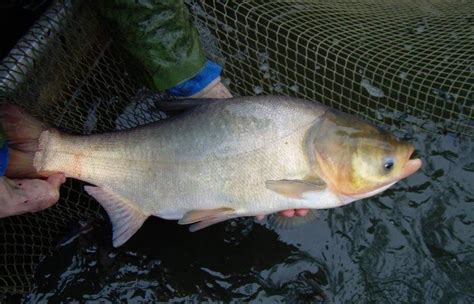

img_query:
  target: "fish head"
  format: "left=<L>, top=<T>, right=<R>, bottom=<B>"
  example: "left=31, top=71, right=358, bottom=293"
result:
left=306, top=110, right=421, bottom=202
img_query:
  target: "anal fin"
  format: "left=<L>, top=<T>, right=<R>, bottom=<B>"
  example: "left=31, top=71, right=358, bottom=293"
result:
left=84, top=186, right=148, bottom=247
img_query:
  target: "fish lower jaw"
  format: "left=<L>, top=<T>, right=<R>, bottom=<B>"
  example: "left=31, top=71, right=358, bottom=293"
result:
left=337, top=181, right=398, bottom=204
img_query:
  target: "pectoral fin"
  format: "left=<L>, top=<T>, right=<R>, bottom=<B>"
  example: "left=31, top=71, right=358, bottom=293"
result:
left=265, top=179, right=326, bottom=199
left=267, top=209, right=320, bottom=229
left=84, top=186, right=148, bottom=247
left=179, top=207, right=236, bottom=232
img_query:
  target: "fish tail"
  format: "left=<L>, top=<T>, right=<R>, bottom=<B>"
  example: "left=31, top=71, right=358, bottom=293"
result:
left=0, top=103, right=53, bottom=178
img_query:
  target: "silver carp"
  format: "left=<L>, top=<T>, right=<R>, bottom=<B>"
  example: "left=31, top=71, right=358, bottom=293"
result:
left=3, top=96, right=421, bottom=247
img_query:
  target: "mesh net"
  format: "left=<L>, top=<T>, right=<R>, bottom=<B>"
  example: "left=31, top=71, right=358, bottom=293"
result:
left=0, top=0, right=473, bottom=295
left=190, top=0, right=473, bottom=135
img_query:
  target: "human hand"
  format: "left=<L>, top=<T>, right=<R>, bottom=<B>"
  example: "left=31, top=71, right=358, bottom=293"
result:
left=256, top=208, right=310, bottom=221
left=0, top=173, right=66, bottom=218
left=192, top=81, right=233, bottom=99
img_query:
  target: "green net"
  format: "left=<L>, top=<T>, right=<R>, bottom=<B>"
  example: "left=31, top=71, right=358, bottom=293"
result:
left=0, top=0, right=472, bottom=295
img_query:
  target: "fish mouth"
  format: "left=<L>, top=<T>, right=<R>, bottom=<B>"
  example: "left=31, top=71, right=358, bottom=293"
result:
left=397, top=158, right=422, bottom=180
left=398, top=146, right=422, bottom=181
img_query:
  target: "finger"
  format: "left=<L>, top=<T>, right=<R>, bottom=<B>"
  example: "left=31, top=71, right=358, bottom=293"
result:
left=280, top=209, right=295, bottom=217
left=46, top=173, right=66, bottom=189
left=295, top=209, right=310, bottom=217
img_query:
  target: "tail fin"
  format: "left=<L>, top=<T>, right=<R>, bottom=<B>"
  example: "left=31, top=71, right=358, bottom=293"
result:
left=0, top=104, right=49, bottom=178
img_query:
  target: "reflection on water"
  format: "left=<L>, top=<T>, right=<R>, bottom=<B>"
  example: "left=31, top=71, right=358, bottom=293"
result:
left=26, top=219, right=328, bottom=302
left=25, top=112, right=473, bottom=302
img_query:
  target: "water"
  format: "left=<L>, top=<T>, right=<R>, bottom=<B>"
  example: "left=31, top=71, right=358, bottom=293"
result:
left=23, top=112, right=474, bottom=302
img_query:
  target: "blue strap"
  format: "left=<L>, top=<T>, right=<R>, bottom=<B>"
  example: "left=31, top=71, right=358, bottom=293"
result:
left=167, top=60, right=222, bottom=97
left=0, top=142, right=8, bottom=176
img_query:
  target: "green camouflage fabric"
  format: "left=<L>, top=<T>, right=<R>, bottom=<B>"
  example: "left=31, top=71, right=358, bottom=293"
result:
left=98, top=0, right=207, bottom=91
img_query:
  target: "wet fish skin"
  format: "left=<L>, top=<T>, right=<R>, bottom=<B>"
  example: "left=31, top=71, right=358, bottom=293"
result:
left=36, top=96, right=329, bottom=216
left=4, top=96, right=421, bottom=246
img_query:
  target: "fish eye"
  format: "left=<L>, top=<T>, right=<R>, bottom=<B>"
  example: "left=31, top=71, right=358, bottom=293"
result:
left=383, top=156, right=395, bottom=171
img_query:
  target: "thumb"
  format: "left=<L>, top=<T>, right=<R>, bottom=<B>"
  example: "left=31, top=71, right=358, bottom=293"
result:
left=46, top=173, right=66, bottom=189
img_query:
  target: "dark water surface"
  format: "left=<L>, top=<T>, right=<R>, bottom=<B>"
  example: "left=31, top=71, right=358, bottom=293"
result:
left=23, top=113, right=474, bottom=303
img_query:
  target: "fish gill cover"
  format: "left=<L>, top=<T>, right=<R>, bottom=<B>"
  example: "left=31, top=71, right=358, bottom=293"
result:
left=0, top=0, right=472, bottom=301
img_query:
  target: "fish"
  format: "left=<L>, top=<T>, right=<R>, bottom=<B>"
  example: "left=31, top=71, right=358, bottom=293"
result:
left=2, top=96, right=422, bottom=247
